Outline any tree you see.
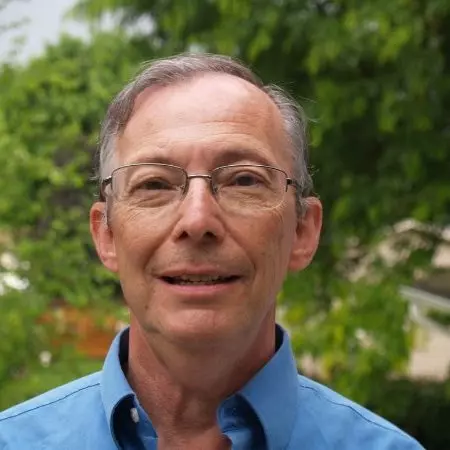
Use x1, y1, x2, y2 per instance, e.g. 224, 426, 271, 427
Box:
71, 0, 450, 403
0, 31, 144, 408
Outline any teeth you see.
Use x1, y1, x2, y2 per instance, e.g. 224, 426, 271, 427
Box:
177, 275, 224, 282
177, 280, 220, 285
163, 274, 237, 285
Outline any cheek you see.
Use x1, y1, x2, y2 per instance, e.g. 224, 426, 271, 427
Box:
265, 211, 292, 276
111, 206, 174, 267
241, 209, 294, 283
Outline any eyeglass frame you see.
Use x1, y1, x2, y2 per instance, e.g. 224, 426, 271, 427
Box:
98, 162, 300, 206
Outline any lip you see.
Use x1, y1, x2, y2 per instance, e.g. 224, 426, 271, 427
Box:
155, 266, 243, 299
157, 275, 241, 299
157, 266, 239, 278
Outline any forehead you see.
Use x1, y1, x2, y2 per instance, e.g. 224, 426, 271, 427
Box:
117, 73, 289, 168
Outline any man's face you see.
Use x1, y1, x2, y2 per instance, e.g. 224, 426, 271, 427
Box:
91, 73, 321, 345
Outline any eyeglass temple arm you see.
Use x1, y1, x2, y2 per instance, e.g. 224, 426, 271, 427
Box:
286, 178, 299, 190
99, 177, 112, 202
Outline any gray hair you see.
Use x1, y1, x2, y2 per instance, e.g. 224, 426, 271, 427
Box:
96, 53, 314, 213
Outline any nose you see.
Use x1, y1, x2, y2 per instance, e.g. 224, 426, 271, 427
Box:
171, 178, 225, 244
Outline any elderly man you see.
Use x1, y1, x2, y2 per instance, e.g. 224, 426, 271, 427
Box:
0, 53, 422, 450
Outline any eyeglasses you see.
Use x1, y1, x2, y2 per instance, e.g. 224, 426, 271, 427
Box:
100, 163, 298, 212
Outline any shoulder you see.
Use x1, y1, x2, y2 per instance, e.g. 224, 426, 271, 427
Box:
0, 372, 102, 423
0, 372, 110, 450
291, 374, 424, 449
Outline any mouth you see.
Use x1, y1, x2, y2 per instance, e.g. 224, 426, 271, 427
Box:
161, 275, 240, 286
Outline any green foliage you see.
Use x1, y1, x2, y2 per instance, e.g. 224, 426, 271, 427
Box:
0, 345, 102, 411
0, 33, 140, 305
0, 32, 143, 405
284, 274, 413, 403
427, 310, 450, 327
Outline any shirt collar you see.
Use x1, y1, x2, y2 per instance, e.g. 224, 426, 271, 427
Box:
101, 325, 299, 450
100, 328, 136, 446
238, 324, 299, 450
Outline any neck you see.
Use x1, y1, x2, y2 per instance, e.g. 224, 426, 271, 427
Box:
126, 311, 276, 445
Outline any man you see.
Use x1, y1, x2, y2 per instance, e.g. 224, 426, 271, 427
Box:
0, 53, 423, 449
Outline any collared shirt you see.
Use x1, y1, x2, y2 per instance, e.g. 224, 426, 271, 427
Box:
0, 325, 424, 449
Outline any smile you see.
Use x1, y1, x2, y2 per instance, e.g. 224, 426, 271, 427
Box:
162, 275, 240, 285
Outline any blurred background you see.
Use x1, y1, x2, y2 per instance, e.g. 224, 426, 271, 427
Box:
0, 0, 449, 448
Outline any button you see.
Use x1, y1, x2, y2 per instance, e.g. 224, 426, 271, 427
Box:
130, 407, 140, 423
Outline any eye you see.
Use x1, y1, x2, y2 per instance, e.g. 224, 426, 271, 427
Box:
136, 178, 174, 191
229, 172, 264, 187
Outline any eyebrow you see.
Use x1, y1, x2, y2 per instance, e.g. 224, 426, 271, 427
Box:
213, 147, 275, 167
126, 147, 276, 168
125, 154, 178, 166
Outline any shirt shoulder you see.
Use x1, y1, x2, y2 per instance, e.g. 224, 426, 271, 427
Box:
0, 372, 115, 450
290, 374, 424, 450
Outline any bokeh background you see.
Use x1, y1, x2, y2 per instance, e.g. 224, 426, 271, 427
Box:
1, 1, 450, 448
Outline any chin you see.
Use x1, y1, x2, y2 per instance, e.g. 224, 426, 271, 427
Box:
160, 312, 242, 346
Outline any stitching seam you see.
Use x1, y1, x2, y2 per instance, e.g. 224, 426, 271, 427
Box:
0, 382, 100, 423
298, 382, 411, 439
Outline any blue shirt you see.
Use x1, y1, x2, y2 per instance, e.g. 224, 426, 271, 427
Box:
0, 326, 423, 449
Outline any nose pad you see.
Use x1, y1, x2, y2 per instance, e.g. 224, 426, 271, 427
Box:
210, 182, 219, 195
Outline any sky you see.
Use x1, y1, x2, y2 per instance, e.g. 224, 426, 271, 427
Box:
0, 0, 88, 61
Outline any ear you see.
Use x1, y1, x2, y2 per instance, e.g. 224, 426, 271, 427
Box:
90, 202, 118, 273
288, 197, 322, 272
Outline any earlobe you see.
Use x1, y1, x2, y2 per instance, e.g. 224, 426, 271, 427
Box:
90, 202, 118, 273
288, 197, 322, 272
